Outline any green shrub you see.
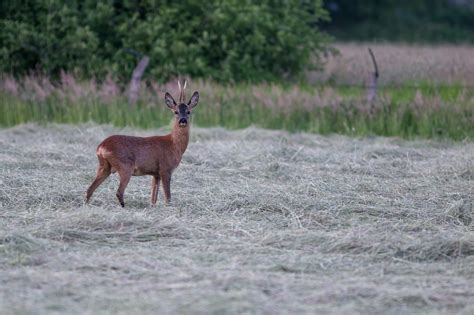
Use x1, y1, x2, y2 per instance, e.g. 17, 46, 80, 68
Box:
0, 0, 330, 82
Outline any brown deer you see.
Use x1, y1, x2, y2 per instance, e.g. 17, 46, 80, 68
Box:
85, 80, 199, 207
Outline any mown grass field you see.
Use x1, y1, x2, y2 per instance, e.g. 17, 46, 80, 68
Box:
1, 124, 473, 314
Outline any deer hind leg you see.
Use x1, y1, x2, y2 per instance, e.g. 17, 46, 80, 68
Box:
116, 165, 132, 208
85, 158, 111, 203
160, 170, 172, 205
151, 175, 160, 207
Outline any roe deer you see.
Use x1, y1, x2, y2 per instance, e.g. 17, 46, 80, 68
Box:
85, 80, 199, 207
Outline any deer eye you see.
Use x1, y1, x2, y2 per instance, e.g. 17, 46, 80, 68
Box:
186, 111, 191, 115
174, 111, 178, 114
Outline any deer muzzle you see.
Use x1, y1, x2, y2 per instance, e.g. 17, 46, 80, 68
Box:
178, 118, 188, 127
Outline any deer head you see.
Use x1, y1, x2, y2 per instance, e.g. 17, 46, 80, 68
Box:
164, 80, 199, 128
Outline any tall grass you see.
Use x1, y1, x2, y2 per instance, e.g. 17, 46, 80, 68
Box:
1, 73, 473, 140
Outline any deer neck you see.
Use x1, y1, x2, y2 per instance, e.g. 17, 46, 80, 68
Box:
171, 120, 190, 155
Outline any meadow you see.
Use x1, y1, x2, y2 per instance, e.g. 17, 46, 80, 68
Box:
0, 43, 473, 314
1, 44, 474, 140
0, 123, 473, 314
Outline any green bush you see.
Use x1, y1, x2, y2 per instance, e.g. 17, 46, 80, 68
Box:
0, 0, 330, 82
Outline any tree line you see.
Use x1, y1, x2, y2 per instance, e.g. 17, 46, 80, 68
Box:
1, 0, 472, 82
323, 0, 474, 43
0, 0, 329, 81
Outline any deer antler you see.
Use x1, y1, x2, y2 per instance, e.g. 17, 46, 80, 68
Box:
178, 79, 187, 103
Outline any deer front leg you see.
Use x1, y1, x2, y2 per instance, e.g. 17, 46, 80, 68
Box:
160, 170, 172, 205
151, 175, 160, 206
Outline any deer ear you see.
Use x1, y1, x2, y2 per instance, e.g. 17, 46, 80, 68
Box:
165, 92, 176, 109
188, 91, 199, 108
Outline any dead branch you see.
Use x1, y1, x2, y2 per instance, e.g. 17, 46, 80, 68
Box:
128, 55, 150, 106
367, 48, 379, 104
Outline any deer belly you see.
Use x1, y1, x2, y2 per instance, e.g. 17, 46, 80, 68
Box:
133, 168, 143, 176
132, 162, 157, 176
132, 165, 149, 176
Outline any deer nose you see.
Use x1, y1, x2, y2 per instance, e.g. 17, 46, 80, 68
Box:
178, 118, 188, 126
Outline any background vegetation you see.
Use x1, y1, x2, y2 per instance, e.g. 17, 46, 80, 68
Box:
2, 44, 473, 140
1, 1, 473, 140
0, 0, 329, 82
323, 0, 474, 43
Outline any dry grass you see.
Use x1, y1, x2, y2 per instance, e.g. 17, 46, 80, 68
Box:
0, 123, 473, 314
309, 43, 474, 85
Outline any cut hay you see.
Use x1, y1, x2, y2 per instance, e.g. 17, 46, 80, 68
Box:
0, 123, 473, 314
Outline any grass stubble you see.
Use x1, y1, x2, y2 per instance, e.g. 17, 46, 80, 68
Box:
0, 123, 473, 314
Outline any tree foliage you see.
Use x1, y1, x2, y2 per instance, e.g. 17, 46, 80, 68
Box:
0, 0, 330, 82
323, 0, 474, 43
